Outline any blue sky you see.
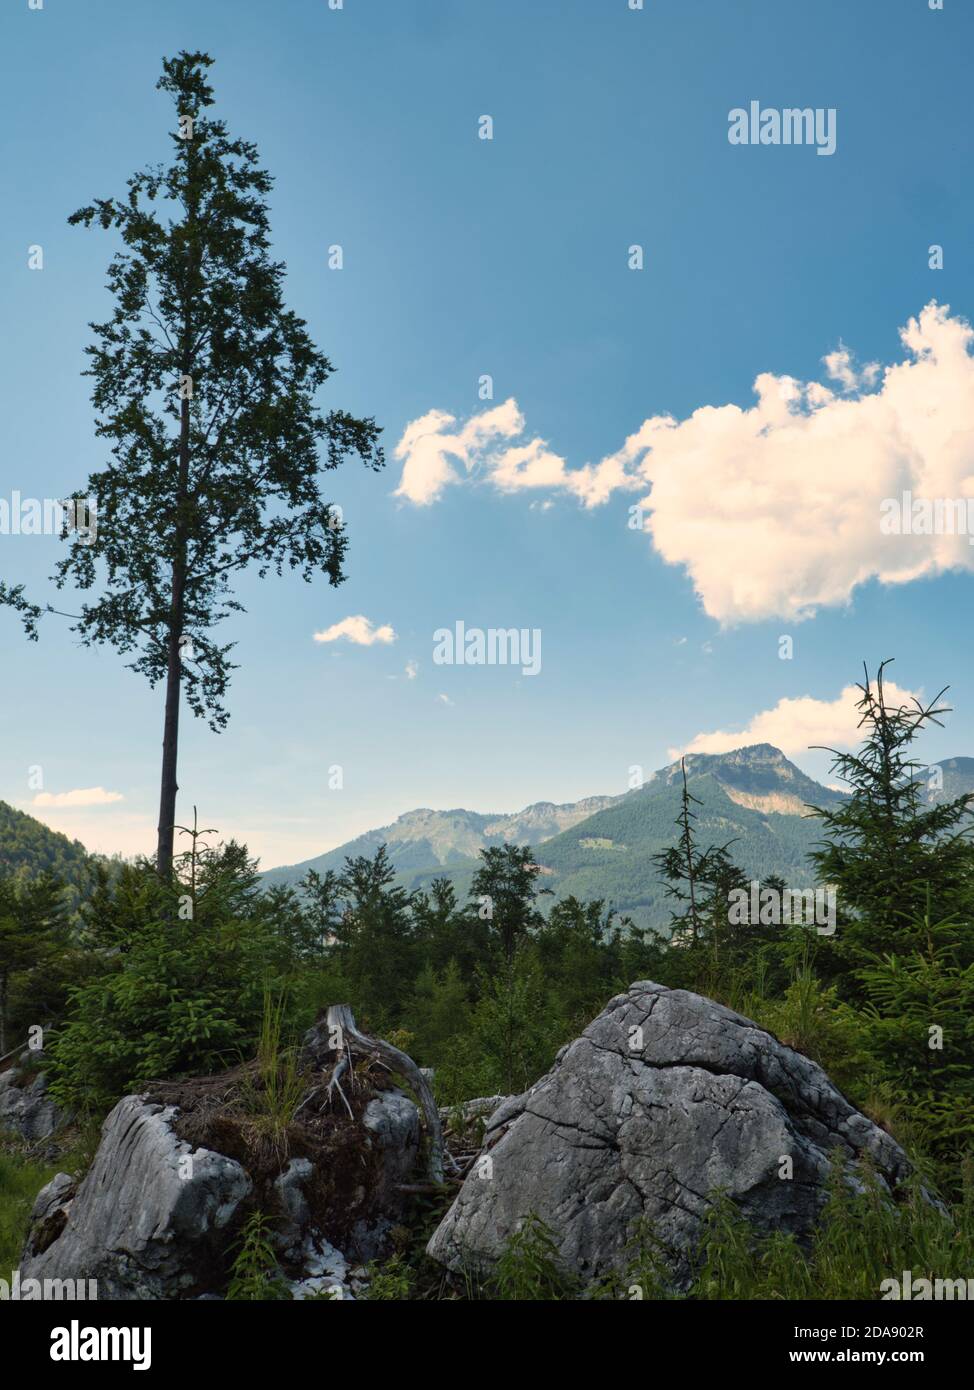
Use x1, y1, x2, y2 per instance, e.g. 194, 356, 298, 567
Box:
1, 0, 972, 866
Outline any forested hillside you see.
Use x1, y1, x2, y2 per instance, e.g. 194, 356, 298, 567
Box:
0, 800, 92, 886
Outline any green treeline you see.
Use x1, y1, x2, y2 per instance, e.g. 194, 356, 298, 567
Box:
1, 665, 971, 1211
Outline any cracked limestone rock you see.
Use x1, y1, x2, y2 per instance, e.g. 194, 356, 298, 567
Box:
427, 981, 917, 1286
20, 1095, 252, 1299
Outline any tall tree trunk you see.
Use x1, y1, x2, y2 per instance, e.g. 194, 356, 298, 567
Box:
156, 392, 191, 880
156, 619, 183, 880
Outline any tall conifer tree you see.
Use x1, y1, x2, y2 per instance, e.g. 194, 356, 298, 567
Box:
1, 52, 384, 877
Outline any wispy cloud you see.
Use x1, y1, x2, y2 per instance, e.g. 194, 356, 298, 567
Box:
822, 343, 880, 393
393, 396, 640, 509
32, 787, 125, 808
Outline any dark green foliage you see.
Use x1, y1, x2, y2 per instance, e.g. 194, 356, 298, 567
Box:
0, 875, 76, 1055
47, 844, 302, 1113
470, 843, 548, 961
408, 961, 472, 1062
412, 877, 491, 980
857, 903, 974, 1159
810, 661, 974, 976
225, 1211, 290, 1301
322, 846, 418, 1030
361, 1253, 414, 1300
491, 1212, 577, 1301
535, 895, 634, 1032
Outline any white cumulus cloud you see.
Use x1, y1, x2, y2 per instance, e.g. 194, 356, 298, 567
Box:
393, 303, 974, 624
393, 399, 525, 505
671, 680, 920, 759
641, 303, 974, 623
313, 615, 397, 646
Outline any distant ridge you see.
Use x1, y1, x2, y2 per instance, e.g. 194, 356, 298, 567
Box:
259, 744, 856, 929
260, 793, 621, 885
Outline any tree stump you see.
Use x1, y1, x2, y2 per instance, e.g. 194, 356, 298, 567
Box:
309, 1004, 445, 1186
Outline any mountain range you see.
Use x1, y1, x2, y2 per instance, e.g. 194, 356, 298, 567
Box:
6, 746, 973, 934
261, 746, 974, 932
259, 745, 839, 931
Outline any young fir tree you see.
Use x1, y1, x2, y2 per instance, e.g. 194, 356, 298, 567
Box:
408, 959, 473, 1065
332, 846, 418, 1028
809, 661, 974, 975
470, 843, 548, 963
857, 897, 974, 1163
470, 944, 554, 1096
0, 875, 70, 1055
652, 758, 746, 949
0, 52, 383, 879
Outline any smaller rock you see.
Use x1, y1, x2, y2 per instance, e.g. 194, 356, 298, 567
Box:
0, 1064, 65, 1142
272, 1158, 314, 1260
439, 1095, 511, 1124
23, 1172, 77, 1260
350, 1089, 420, 1258
289, 1235, 352, 1300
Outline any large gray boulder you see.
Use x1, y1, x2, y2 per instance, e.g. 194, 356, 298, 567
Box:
20, 1095, 253, 1299
427, 981, 917, 1287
